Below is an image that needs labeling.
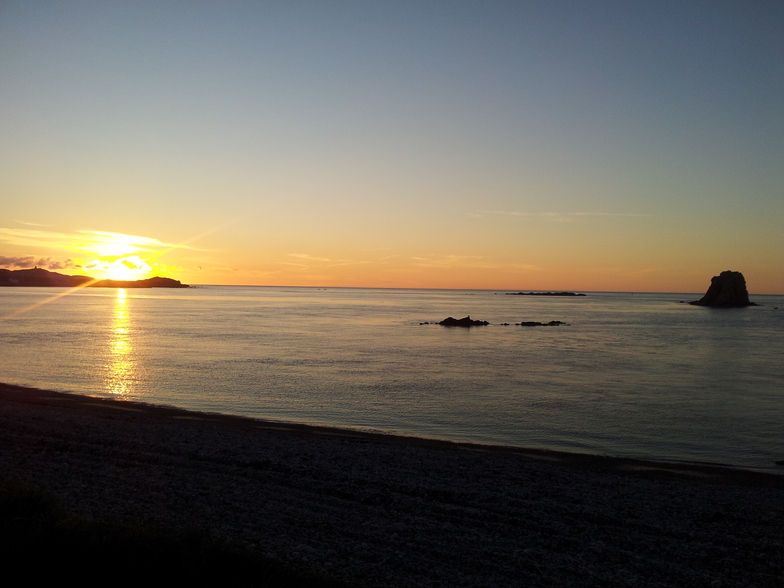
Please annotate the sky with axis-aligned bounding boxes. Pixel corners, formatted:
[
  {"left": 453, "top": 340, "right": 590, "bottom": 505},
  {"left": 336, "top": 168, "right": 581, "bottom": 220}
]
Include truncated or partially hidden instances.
[{"left": 1, "top": 1, "right": 782, "bottom": 293}]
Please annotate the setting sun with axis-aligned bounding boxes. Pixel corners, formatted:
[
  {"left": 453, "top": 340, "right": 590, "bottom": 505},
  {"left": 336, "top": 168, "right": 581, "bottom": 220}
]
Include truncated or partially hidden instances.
[{"left": 87, "top": 256, "right": 153, "bottom": 281}]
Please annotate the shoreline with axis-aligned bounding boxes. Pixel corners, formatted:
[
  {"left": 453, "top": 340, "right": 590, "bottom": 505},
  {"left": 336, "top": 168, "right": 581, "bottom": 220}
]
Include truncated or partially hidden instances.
[
  {"left": 2, "top": 382, "right": 781, "bottom": 482},
  {"left": 2, "top": 381, "right": 783, "bottom": 587}
]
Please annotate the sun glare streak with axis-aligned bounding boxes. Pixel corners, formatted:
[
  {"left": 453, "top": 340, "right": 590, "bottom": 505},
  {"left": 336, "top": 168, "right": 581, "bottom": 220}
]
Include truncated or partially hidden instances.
[
  {"left": 138, "top": 218, "right": 240, "bottom": 266},
  {"left": 0, "top": 278, "right": 100, "bottom": 321}
]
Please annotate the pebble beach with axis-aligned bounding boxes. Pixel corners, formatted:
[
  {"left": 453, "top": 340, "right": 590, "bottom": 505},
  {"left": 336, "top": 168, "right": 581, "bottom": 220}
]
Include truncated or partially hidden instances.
[{"left": 1, "top": 382, "right": 782, "bottom": 587}]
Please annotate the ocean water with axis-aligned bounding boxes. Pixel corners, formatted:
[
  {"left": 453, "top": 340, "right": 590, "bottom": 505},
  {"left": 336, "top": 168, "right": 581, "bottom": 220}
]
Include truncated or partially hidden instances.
[{"left": 1, "top": 286, "right": 782, "bottom": 472}]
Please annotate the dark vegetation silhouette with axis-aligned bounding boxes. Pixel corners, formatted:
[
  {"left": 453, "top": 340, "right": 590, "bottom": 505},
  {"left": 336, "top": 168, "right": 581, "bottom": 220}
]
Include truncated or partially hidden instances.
[{"left": 0, "top": 480, "right": 360, "bottom": 588}]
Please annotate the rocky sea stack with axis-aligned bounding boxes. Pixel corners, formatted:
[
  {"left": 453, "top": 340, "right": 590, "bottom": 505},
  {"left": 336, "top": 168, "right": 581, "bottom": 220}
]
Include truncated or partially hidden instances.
[{"left": 689, "top": 271, "right": 757, "bottom": 308}]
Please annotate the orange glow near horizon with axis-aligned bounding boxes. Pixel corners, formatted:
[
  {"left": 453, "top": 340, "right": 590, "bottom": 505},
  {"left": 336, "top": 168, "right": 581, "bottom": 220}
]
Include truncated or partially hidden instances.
[
  {"left": 173, "top": 263, "right": 781, "bottom": 295},
  {"left": 1, "top": 225, "right": 781, "bottom": 295}
]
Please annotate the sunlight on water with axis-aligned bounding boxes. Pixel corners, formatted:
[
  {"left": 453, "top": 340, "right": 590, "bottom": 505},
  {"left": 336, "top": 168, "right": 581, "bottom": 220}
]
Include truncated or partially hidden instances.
[{"left": 106, "top": 289, "right": 133, "bottom": 396}]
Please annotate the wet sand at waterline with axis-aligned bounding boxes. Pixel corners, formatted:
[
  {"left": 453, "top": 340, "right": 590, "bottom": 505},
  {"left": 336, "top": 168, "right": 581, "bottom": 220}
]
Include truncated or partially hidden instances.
[{"left": 1, "top": 383, "right": 782, "bottom": 587}]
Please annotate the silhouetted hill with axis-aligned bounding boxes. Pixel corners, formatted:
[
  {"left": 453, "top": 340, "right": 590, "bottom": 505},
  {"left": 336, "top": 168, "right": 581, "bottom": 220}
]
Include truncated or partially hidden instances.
[
  {"left": 91, "top": 277, "right": 189, "bottom": 288},
  {"left": 0, "top": 268, "right": 188, "bottom": 288},
  {"left": 0, "top": 267, "right": 93, "bottom": 287}
]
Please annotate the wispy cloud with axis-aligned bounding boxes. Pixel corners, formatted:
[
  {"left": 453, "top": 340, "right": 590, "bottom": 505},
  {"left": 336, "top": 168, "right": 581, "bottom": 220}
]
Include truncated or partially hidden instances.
[
  {"left": 0, "top": 255, "right": 35, "bottom": 269},
  {"left": 0, "top": 228, "right": 78, "bottom": 249},
  {"left": 288, "top": 253, "right": 333, "bottom": 263},
  {"left": 403, "top": 254, "right": 542, "bottom": 273},
  {"left": 0, "top": 255, "right": 79, "bottom": 270},
  {"left": 287, "top": 253, "right": 371, "bottom": 268},
  {"left": 409, "top": 254, "right": 490, "bottom": 269},
  {"left": 478, "top": 211, "right": 650, "bottom": 222},
  {"left": 361, "top": 246, "right": 394, "bottom": 253},
  {"left": 0, "top": 228, "right": 198, "bottom": 257},
  {"left": 277, "top": 260, "right": 311, "bottom": 269},
  {"left": 14, "top": 220, "right": 55, "bottom": 227},
  {"left": 508, "top": 262, "right": 542, "bottom": 272}
]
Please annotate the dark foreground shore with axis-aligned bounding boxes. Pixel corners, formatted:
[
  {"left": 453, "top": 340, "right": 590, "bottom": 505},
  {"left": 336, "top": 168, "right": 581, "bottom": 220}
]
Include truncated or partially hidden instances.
[{"left": 1, "top": 383, "right": 782, "bottom": 587}]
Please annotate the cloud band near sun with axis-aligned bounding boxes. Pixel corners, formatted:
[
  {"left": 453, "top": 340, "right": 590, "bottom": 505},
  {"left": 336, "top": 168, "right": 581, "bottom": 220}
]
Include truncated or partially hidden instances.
[
  {"left": 0, "top": 228, "right": 191, "bottom": 257},
  {"left": 0, "top": 255, "right": 78, "bottom": 270},
  {"left": 0, "top": 227, "right": 193, "bottom": 280}
]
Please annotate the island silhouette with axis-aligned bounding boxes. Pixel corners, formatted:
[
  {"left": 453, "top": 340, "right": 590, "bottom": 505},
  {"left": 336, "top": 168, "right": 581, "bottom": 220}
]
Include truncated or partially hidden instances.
[{"left": 0, "top": 267, "right": 189, "bottom": 288}]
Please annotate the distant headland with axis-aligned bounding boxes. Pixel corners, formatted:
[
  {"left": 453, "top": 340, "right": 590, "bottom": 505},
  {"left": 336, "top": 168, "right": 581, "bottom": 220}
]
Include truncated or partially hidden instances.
[
  {"left": 506, "top": 291, "right": 586, "bottom": 297},
  {"left": 0, "top": 267, "right": 189, "bottom": 288}
]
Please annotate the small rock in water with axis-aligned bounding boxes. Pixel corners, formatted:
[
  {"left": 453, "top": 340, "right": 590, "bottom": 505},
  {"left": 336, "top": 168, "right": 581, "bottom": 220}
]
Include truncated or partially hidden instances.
[{"left": 438, "top": 316, "right": 489, "bottom": 327}]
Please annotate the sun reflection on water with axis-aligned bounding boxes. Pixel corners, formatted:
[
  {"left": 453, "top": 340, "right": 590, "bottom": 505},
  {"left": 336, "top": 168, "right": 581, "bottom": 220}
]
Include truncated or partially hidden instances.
[{"left": 106, "top": 289, "right": 134, "bottom": 395}]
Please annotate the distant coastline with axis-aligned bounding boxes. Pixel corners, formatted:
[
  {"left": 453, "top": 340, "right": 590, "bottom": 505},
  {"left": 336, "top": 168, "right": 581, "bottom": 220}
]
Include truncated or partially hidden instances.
[
  {"left": 0, "top": 267, "right": 188, "bottom": 288},
  {"left": 505, "top": 291, "right": 586, "bottom": 297}
]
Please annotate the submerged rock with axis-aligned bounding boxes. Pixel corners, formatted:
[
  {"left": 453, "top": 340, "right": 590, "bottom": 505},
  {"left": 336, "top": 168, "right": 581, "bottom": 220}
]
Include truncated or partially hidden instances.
[
  {"left": 517, "top": 321, "right": 566, "bottom": 327},
  {"left": 689, "top": 271, "right": 756, "bottom": 308},
  {"left": 438, "top": 316, "right": 489, "bottom": 327}
]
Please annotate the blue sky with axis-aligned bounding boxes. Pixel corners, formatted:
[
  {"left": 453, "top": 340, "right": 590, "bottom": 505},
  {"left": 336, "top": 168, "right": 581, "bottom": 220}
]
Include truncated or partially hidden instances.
[{"left": 1, "top": 1, "right": 782, "bottom": 291}]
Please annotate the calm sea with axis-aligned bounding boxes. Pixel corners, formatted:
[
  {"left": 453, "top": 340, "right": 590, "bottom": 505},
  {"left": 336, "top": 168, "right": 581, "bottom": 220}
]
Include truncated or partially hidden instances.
[{"left": 1, "top": 286, "right": 782, "bottom": 472}]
